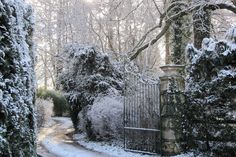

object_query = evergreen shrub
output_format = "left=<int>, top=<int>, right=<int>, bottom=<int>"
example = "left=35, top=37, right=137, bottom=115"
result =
left=37, top=88, right=69, bottom=116
left=185, top=27, right=236, bottom=156
left=58, top=44, right=123, bottom=138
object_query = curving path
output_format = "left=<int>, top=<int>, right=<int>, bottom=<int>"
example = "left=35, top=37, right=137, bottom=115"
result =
left=37, top=117, right=114, bottom=157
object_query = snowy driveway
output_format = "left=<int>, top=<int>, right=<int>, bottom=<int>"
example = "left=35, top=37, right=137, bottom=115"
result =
left=37, top=117, right=114, bottom=157
left=37, top=117, right=192, bottom=157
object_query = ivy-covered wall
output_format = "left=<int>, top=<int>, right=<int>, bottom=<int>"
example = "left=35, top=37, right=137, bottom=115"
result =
left=0, top=0, right=36, bottom=156
left=185, top=27, right=236, bottom=156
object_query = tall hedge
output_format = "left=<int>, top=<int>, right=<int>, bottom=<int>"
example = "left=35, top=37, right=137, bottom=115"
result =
left=0, top=0, right=36, bottom=156
left=185, top=27, right=236, bottom=156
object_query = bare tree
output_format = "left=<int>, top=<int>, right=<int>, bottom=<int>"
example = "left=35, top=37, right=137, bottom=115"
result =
left=26, top=0, right=236, bottom=87
left=129, top=0, right=236, bottom=61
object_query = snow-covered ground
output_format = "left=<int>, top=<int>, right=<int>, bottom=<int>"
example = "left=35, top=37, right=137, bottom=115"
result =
left=74, top=133, right=158, bottom=157
left=74, top=132, right=193, bottom=157
left=38, top=117, right=193, bottom=157
left=37, top=117, right=112, bottom=157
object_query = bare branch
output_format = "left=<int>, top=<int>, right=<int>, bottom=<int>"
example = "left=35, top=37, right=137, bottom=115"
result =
left=130, top=24, right=161, bottom=53
left=112, top=0, right=126, bottom=11
left=151, top=0, right=163, bottom=16
left=129, top=22, right=171, bottom=61
left=129, top=1, right=236, bottom=60
left=111, top=0, right=144, bottom=21
left=205, top=3, right=236, bottom=14
left=88, top=16, right=105, bottom=53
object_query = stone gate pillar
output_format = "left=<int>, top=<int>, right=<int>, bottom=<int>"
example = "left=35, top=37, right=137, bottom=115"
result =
left=159, top=65, right=185, bottom=156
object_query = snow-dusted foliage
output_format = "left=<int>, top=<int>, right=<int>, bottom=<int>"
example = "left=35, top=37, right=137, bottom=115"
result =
left=37, top=88, right=69, bottom=116
left=35, top=98, right=53, bottom=129
left=0, top=0, right=36, bottom=156
left=59, top=44, right=123, bottom=140
left=185, top=27, right=236, bottom=156
left=79, top=95, right=123, bottom=140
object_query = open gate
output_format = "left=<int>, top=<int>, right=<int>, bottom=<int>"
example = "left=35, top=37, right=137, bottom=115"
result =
left=124, top=72, right=161, bottom=154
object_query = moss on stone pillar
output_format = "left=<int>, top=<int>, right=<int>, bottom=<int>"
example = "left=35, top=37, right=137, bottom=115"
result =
left=160, top=65, right=185, bottom=156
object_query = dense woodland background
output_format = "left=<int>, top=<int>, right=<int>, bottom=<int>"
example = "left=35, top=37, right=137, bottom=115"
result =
left=25, top=0, right=236, bottom=89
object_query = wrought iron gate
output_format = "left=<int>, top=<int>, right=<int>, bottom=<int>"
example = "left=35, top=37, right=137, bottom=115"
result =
left=124, top=73, right=161, bottom=154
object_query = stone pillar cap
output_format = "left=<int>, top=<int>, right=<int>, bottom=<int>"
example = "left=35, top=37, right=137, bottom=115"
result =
left=160, top=64, right=185, bottom=76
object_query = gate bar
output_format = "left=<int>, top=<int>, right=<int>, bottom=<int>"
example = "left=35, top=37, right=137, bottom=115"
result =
left=124, top=127, right=160, bottom=132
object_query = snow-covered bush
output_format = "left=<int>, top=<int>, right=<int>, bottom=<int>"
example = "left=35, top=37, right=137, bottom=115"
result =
left=185, top=27, right=236, bottom=156
left=35, top=98, right=53, bottom=129
left=0, top=0, right=36, bottom=156
left=79, top=95, right=123, bottom=140
left=37, top=88, right=69, bottom=116
left=59, top=44, right=123, bottom=139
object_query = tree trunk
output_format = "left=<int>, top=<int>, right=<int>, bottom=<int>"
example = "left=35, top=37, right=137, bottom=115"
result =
left=166, top=0, right=191, bottom=64
left=193, top=1, right=211, bottom=49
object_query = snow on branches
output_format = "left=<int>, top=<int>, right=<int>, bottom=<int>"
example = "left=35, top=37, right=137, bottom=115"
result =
left=59, top=44, right=124, bottom=140
left=185, top=27, right=236, bottom=156
left=130, top=0, right=236, bottom=60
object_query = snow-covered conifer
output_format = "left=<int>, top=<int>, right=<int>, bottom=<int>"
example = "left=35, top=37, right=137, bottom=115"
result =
left=59, top=44, right=123, bottom=140
left=185, top=27, right=236, bottom=156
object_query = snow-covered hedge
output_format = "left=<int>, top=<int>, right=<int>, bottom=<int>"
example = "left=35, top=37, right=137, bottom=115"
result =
left=59, top=44, right=123, bottom=140
left=0, top=0, right=36, bottom=156
left=185, top=27, right=236, bottom=156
